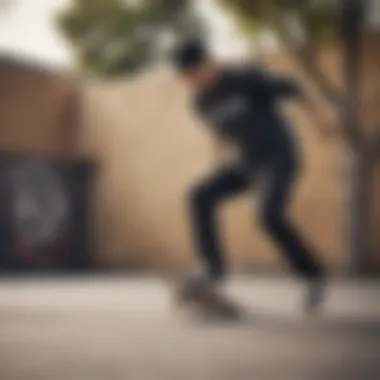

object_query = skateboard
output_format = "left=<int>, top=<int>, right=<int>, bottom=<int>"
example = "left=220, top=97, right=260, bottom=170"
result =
left=174, top=283, right=243, bottom=321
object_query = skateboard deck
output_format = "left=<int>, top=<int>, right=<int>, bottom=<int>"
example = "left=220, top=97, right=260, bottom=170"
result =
left=174, top=286, right=243, bottom=321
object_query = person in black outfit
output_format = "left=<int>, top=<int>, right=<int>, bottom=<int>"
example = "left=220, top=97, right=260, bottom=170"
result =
left=172, top=39, right=335, bottom=314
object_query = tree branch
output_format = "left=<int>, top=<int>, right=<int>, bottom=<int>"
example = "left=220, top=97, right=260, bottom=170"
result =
left=341, top=0, right=367, bottom=150
left=272, top=19, right=342, bottom=108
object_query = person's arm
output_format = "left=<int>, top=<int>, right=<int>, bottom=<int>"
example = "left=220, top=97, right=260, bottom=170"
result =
left=244, top=67, right=300, bottom=101
left=295, top=87, right=338, bottom=138
left=246, top=67, right=337, bottom=138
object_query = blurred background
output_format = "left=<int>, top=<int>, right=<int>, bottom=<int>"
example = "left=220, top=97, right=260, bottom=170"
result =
left=0, top=1, right=379, bottom=379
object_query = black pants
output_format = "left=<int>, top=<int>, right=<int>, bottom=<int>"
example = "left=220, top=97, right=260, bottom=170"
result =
left=188, top=155, right=323, bottom=281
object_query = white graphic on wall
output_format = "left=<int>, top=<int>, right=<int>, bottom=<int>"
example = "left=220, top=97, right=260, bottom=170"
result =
left=8, top=160, right=71, bottom=251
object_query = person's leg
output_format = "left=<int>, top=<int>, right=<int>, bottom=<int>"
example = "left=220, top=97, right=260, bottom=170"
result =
left=259, top=156, right=324, bottom=280
left=258, top=155, right=325, bottom=313
left=188, top=164, right=250, bottom=282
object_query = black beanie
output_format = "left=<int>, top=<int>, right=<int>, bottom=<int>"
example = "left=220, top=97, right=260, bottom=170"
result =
left=171, top=39, right=209, bottom=71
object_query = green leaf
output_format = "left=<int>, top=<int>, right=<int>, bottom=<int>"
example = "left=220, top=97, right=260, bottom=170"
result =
left=217, top=0, right=338, bottom=45
left=57, top=0, right=203, bottom=76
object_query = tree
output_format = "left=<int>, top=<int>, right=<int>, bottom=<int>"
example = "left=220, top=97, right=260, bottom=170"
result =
left=57, top=0, right=203, bottom=76
left=219, top=0, right=378, bottom=274
left=219, top=0, right=341, bottom=104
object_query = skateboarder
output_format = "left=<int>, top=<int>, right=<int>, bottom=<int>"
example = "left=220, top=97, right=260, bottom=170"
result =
left=172, top=39, right=335, bottom=315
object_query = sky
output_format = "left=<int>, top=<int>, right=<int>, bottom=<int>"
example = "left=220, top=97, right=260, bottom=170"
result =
left=195, top=0, right=251, bottom=60
left=0, top=0, right=251, bottom=69
left=0, top=0, right=73, bottom=68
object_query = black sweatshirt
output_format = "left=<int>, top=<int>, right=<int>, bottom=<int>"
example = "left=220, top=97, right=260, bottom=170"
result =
left=193, top=66, right=301, bottom=165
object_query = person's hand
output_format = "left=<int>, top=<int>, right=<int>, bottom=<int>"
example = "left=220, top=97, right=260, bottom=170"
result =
left=298, top=88, right=339, bottom=139
left=315, top=109, right=340, bottom=139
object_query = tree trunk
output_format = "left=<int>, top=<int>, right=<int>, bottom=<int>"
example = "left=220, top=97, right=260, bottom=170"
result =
left=346, top=148, right=373, bottom=275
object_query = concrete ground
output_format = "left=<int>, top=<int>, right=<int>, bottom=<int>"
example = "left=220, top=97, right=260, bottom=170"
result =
left=0, top=276, right=379, bottom=380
